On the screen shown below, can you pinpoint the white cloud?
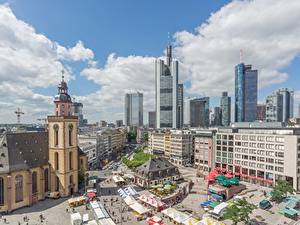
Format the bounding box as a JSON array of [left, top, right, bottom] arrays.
[[57, 40, 94, 61], [174, 0, 300, 96], [0, 5, 95, 123]]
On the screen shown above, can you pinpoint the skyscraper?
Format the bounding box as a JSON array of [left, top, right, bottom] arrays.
[[148, 111, 156, 128], [155, 44, 183, 128], [235, 63, 257, 122], [125, 92, 143, 127], [256, 104, 266, 121], [212, 106, 222, 126], [73, 102, 87, 127], [189, 97, 209, 127], [220, 92, 231, 126], [266, 88, 293, 122]]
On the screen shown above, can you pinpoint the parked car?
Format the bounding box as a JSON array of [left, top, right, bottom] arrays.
[[47, 192, 60, 199], [259, 199, 271, 209]]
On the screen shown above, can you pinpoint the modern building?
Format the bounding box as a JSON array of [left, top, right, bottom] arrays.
[[194, 130, 216, 176], [220, 92, 231, 126], [256, 104, 266, 121], [215, 125, 300, 191], [134, 158, 181, 188], [235, 63, 258, 122], [212, 107, 222, 126], [100, 120, 107, 128], [125, 92, 143, 127], [189, 97, 210, 128], [116, 120, 123, 127], [155, 44, 183, 129], [0, 76, 87, 213], [136, 127, 150, 144], [148, 111, 156, 128], [149, 130, 193, 166], [177, 84, 184, 129], [73, 102, 87, 127], [78, 135, 98, 169], [266, 88, 294, 123]]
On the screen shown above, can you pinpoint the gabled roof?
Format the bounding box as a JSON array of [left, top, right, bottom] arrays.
[[0, 131, 48, 172], [135, 157, 177, 174]]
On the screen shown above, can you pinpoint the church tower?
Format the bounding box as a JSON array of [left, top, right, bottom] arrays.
[[48, 71, 78, 196]]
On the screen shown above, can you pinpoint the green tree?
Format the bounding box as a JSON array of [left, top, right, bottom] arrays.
[[223, 198, 256, 225], [78, 167, 86, 187], [271, 180, 294, 203]]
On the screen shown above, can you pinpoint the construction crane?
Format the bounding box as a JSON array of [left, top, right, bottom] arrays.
[[15, 108, 24, 130], [15, 108, 24, 125]]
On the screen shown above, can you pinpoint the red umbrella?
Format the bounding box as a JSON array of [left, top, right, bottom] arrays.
[[225, 173, 233, 178], [87, 192, 96, 199]]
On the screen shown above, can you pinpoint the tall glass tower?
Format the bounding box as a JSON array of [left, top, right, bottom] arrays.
[[220, 92, 231, 126], [235, 63, 257, 122], [155, 45, 183, 128], [125, 92, 143, 127]]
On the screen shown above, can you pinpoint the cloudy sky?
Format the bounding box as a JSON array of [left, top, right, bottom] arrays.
[[0, 0, 300, 124]]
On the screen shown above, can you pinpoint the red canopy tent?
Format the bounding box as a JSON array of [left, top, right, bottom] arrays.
[[225, 173, 233, 178]]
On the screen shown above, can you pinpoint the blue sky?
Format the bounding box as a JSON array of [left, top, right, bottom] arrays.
[[0, 0, 299, 123]]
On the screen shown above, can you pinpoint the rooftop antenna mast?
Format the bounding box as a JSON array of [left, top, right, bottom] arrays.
[[15, 108, 24, 129], [166, 32, 172, 66], [239, 49, 243, 63]]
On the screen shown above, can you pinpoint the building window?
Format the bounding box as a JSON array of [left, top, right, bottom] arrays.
[[69, 152, 73, 170], [44, 169, 49, 192], [15, 175, 23, 202], [55, 176, 59, 191], [55, 152, 59, 170], [0, 177, 4, 206], [32, 172, 38, 194], [70, 175, 73, 185], [68, 124, 73, 146], [53, 124, 59, 146]]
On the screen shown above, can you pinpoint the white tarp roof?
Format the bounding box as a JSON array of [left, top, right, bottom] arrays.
[[87, 220, 98, 225], [112, 175, 125, 183], [98, 218, 117, 225], [212, 202, 228, 215], [70, 212, 81, 221], [90, 201, 99, 209], [94, 207, 106, 219], [182, 216, 199, 225], [124, 186, 137, 196], [161, 207, 179, 219], [117, 188, 127, 198], [173, 213, 191, 224], [123, 195, 136, 206], [129, 202, 151, 215], [82, 214, 89, 222]]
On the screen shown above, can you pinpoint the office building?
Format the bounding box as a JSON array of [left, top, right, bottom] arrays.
[[125, 92, 143, 127], [148, 111, 156, 128], [189, 97, 210, 127], [215, 125, 300, 191], [100, 120, 107, 127], [149, 130, 193, 166], [155, 44, 183, 129], [116, 120, 123, 127], [266, 88, 294, 122], [256, 104, 266, 121], [73, 102, 87, 127], [212, 107, 222, 126], [235, 63, 258, 122], [194, 130, 216, 176], [220, 92, 231, 126]]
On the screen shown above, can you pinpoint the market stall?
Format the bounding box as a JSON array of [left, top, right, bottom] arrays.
[[139, 194, 166, 212]]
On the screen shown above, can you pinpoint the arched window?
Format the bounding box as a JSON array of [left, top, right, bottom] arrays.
[[69, 151, 73, 170], [44, 169, 49, 192], [32, 172, 38, 194], [70, 175, 73, 185], [53, 124, 59, 146], [15, 175, 23, 202], [0, 177, 4, 206], [55, 152, 59, 170], [68, 124, 73, 146], [55, 176, 59, 192]]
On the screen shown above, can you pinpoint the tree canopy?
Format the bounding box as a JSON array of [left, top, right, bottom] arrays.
[[223, 198, 256, 225], [271, 180, 294, 203]]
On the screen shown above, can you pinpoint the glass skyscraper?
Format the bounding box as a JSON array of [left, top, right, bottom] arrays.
[[125, 92, 143, 127], [220, 92, 231, 126], [266, 88, 293, 122], [235, 63, 257, 122], [189, 97, 209, 127], [155, 45, 183, 128]]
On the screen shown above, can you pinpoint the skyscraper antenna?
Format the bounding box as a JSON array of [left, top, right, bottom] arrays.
[[167, 32, 171, 46], [240, 49, 243, 63]]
